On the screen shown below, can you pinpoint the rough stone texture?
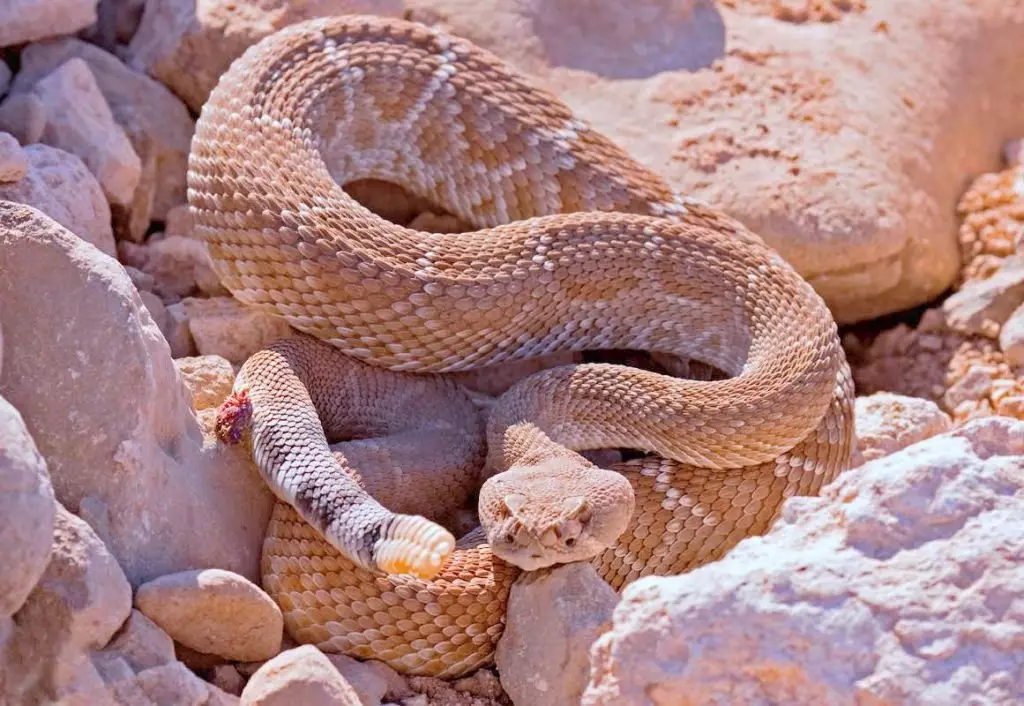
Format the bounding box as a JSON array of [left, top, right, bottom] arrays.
[[0, 0, 99, 48], [0, 503, 133, 705], [12, 37, 195, 227], [125, 0, 405, 112], [240, 645, 364, 706], [584, 417, 1024, 706], [126, 0, 1024, 323], [175, 355, 237, 411], [0, 396, 55, 619], [0, 202, 274, 586], [848, 162, 1024, 425], [999, 302, 1024, 367], [136, 569, 283, 663], [326, 653, 411, 706], [1006, 139, 1024, 168], [104, 610, 177, 673], [182, 296, 296, 365], [0, 132, 27, 183], [30, 57, 141, 208], [943, 254, 1024, 336], [119, 233, 228, 301], [496, 564, 618, 706], [853, 392, 953, 466], [0, 92, 47, 145], [0, 143, 115, 257]]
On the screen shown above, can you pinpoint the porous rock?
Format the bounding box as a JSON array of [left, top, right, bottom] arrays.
[[135, 569, 283, 663], [0, 202, 273, 586], [584, 416, 1024, 705], [0, 132, 28, 183], [852, 392, 952, 465]]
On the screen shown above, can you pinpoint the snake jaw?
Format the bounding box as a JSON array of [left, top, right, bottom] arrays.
[[371, 514, 456, 579]]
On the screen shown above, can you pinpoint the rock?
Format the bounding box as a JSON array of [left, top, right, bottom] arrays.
[[165, 300, 199, 358], [0, 503, 133, 705], [998, 301, 1024, 367], [584, 416, 1024, 705], [1005, 138, 1023, 168], [12, 37, 195, 226], [135, 661, 236, 705], [118, 233, 228, 301], [240, 645, 363, 706], [164, 202, 194, 237], [30, 57, 141, 208], [326, 653, 410, 706], [0, 92, 47, 145], [124, 0, 405, 112], [104, 609, 177, 672], [496, 563, 618, 706], [135, 569, 283, 662], [0, 132, 27, 183], [210, 664, 246, 696], [0, 0, 99, 48], [0, 62, 10, 96], [0, 395, 55, 619], [83, 0, 147, 50], [0, 143, 115, 257], [0, 202, 274, 586], [182, 296, 296, 365], [943, 254, 1024, 336], [175, 355, 237, 411], [852, 392, 952, 466]]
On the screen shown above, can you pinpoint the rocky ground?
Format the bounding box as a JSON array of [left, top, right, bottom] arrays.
[[1, 1, 1022, 705]]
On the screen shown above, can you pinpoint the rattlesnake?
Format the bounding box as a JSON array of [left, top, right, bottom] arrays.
[[190, 15, 855, 678]]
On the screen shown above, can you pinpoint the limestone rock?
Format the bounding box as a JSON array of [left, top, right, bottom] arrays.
[[943, 254, 1024, 336], [0, 0, 99, 48], [0, 143, 115, 257], [125, 0, 405, 112], [13, 37, 195, 226], [240, 645, 363, 706], [135, 569, 283, 662], [496, 563, 618, 706], [182, 296, 296, 365], [0, 503, 133, 705], [30, 57, 141, 208], [0, 202, 274, 586], [853, 392, 952, 466], [998, 301, 1024, 367], [584, 416, 1024, 705], [0, 395, 55, 619], [0, 132, 27, 183], [175, 355, 237, 411]]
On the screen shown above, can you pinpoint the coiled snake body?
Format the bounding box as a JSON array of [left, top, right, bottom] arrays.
[[190, 15, 855, 678]]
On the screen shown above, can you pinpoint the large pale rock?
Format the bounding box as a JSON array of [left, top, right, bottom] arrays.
[[175, 355, 237, 411], [0, 0, 99, 48], [0, 202, 274, 586], [13, 37, 195, 226], [0, 143, 115, 257], [30, 58, 141, 208], [496, 563, 618, 706], [119, 233, 227, 300], [135, 569, 283, 662], [998, 301, 1024, 367], [0, 396, 56, 619], [853, 392, 952, 466], [584, 416, 1024, 705], [0, 503, 133, 705], [0, 92, 47, 145], [129, 0, 1024, 322], [241, 645, 363, 706], [943, 254, 1024, 336], [125, 0, 405, 112]]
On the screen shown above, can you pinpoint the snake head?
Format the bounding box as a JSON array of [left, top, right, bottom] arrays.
[[479, 457, 634, 571]]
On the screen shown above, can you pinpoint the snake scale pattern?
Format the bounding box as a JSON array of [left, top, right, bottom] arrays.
[[190, 15, 855, 678]]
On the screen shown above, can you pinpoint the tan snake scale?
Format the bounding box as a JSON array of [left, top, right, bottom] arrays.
[[190, 15, 855, 678]]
